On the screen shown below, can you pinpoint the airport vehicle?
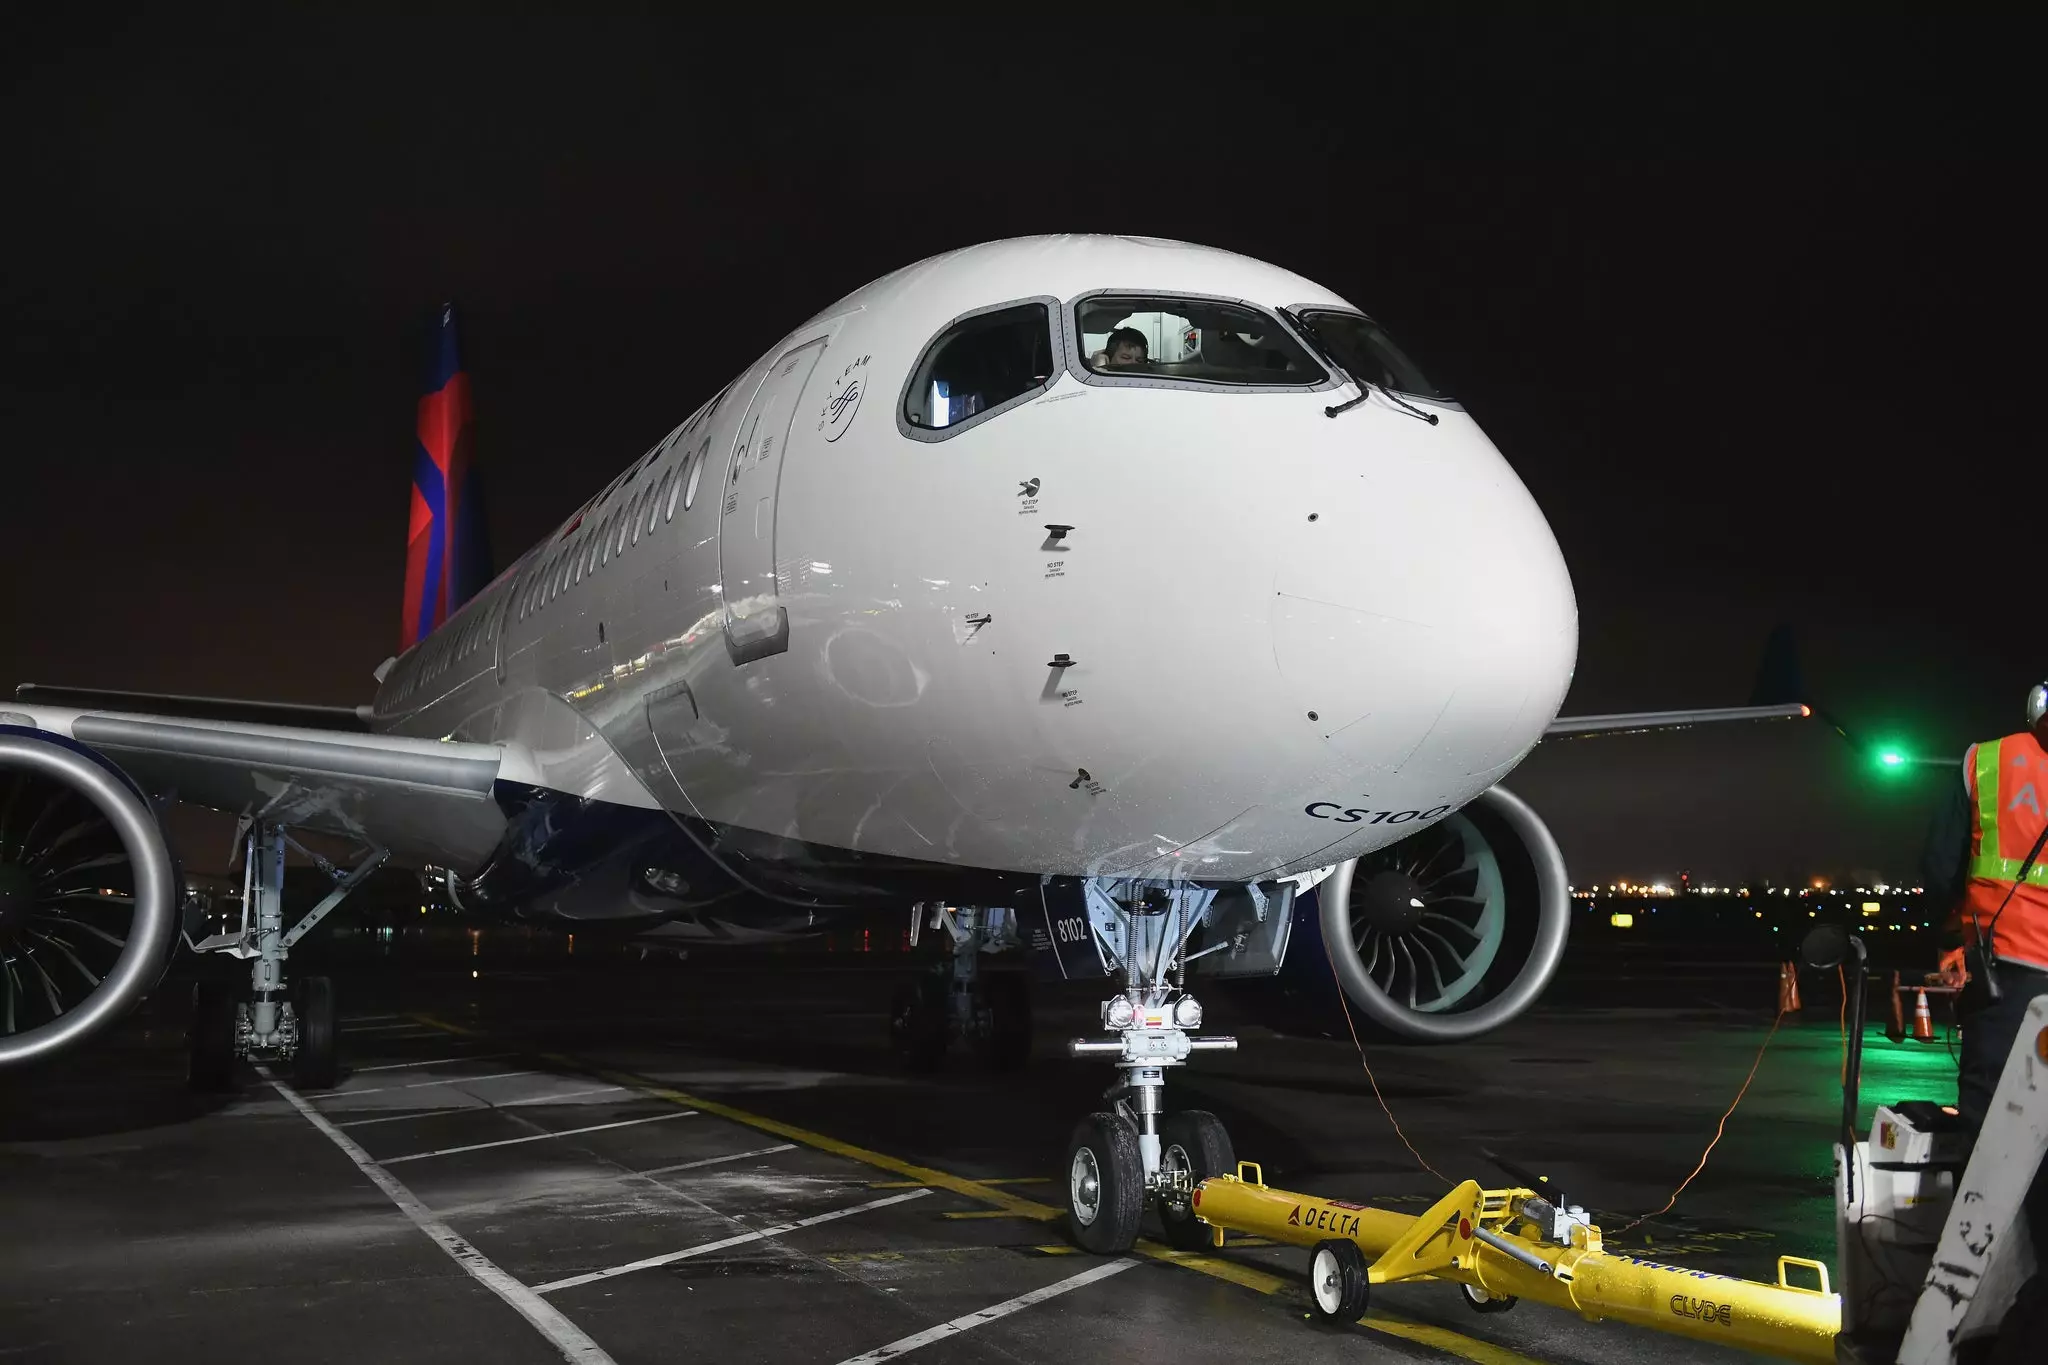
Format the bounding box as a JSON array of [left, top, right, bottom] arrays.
[[1808, 926, 2047, 1362], [0, 237, 1801, 1113]]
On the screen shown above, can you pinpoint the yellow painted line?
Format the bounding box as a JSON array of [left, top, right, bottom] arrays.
[[870, 1177, 1048, 1189], [407, 1016, 1061, 1222], [941, 1210, 1039, 1221], [1034, 1244, 1078, 1255], [1359, 1312, 1550, 1365], [1135, 1244, 1293, 1294], [405, 1014, 1550, 1365]]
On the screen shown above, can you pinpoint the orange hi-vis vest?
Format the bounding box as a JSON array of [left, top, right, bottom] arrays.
[[1951, 732, 2048, 972]]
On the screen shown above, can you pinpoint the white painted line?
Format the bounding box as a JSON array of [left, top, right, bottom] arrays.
[[351, 1052, 516, 1073], [500, 1084, 626, 1106], [339, 1069, 540, 1097], [533, 1189, 931, 1295], [638, 1143, 797, 1177], [381, 1111, 695, 1164], [337, 1107, 488, 1130], [832, 1258, 1138, 1364], [260, 1067, 615, 1365]]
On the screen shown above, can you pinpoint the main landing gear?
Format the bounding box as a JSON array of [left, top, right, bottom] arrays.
[[888, 905, 1032, 1070], [1062, 881, 1239, 1252], [185, 822, 385, 1092]]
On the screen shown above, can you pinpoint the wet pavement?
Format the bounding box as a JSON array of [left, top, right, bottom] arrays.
[[0, 943, 1958, 1364]]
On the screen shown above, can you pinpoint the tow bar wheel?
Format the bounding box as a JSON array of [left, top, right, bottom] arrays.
[[1065, 1111, 1142, 1254], [1459, 1281, 1518, 1314], [1309, 1238, 1371, 1324]]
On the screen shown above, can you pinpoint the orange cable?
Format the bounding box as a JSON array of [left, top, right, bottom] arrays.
[[1323, 936, 1451, 1186], [1616, 1004, 1787, 1236]]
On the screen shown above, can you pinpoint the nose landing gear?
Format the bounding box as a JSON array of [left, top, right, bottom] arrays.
[[1062, 881, 1240, 1253]]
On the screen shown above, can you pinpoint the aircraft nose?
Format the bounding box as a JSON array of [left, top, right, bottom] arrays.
[[1271, 427, 1577, 781]]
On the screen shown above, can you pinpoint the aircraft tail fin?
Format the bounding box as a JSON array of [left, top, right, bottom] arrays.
[[400, 302, 492, 650], [1746, 622, 1807, 709]]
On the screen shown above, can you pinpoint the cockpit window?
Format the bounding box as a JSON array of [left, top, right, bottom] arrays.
[[902, 301, 1055, 440], [1075, 296, 1325, 387], [1295, 311, 1449, 403]]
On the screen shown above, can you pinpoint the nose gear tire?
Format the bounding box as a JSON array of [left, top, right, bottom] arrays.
[[1065, 1112, 1143, 1254], [1309, 1238, 1371, 1324], [1157, 1110, 1235, 1250]]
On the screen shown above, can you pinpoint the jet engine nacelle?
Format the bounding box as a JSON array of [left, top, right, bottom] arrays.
[[1311, 784, 1570, 1042], [0, 728, 180, 1069], [1219, 785, 1570, 1042]]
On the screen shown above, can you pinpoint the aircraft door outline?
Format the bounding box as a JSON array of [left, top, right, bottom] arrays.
[[717, 336, 829, 665]]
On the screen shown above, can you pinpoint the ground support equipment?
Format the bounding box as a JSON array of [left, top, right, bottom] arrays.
[[1187, 1162, 1842, 1363]]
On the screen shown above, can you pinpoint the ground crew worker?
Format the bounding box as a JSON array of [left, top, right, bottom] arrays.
[[1921, 682, 2048, 1268]]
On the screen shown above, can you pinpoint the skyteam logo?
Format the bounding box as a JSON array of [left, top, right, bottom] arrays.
[[817, 353, 870, 443]]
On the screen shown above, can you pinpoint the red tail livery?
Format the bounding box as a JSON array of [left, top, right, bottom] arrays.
[[400, 302, 491, 649]]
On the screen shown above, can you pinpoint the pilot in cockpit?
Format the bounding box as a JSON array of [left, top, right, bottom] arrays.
[[1089, 327, 1150, 370]]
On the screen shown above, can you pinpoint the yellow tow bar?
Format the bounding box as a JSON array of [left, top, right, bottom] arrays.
[[1190, 1163, 1840, 1364]]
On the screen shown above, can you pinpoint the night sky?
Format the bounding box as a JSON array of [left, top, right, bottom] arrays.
[[2, 14, 2034, 884]]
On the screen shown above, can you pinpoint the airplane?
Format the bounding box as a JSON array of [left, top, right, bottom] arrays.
[[0, 235, 1804, 1249]]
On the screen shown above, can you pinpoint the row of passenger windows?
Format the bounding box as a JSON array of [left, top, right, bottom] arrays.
[[515, 387, 727, 624], [903, 296, 1444, 434], [387, 588, 501, 703]]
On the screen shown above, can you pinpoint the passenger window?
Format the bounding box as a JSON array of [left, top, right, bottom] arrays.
[[904, 302, 1053, 432], [1077, 296, 1324, 386], [684, 439, 707, 510]]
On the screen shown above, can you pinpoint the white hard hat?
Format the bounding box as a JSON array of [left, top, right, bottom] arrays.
[[2030, 683, 2048, 729]]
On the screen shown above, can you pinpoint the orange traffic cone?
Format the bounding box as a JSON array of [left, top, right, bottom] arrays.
[[1778, 962, 1803, 1013], [1912, 988, 1934, 1043]]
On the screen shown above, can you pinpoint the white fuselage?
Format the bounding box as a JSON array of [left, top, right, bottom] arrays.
[[366, 235, 1578, 893]]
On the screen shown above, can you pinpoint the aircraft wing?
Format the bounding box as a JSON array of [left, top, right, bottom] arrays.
[[1543, 702, 1810, 739], [2, 701, 535, 868]]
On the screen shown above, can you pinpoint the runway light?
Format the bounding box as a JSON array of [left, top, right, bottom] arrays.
[[471, 969, 479, 979]]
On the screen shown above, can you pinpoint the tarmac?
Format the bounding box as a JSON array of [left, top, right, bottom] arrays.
[[0, 934, 1960, 1364]]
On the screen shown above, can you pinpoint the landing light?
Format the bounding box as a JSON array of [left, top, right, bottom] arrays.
[[1106, 997, 1137, 1029], [1173, 996, 1204, 1029]]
